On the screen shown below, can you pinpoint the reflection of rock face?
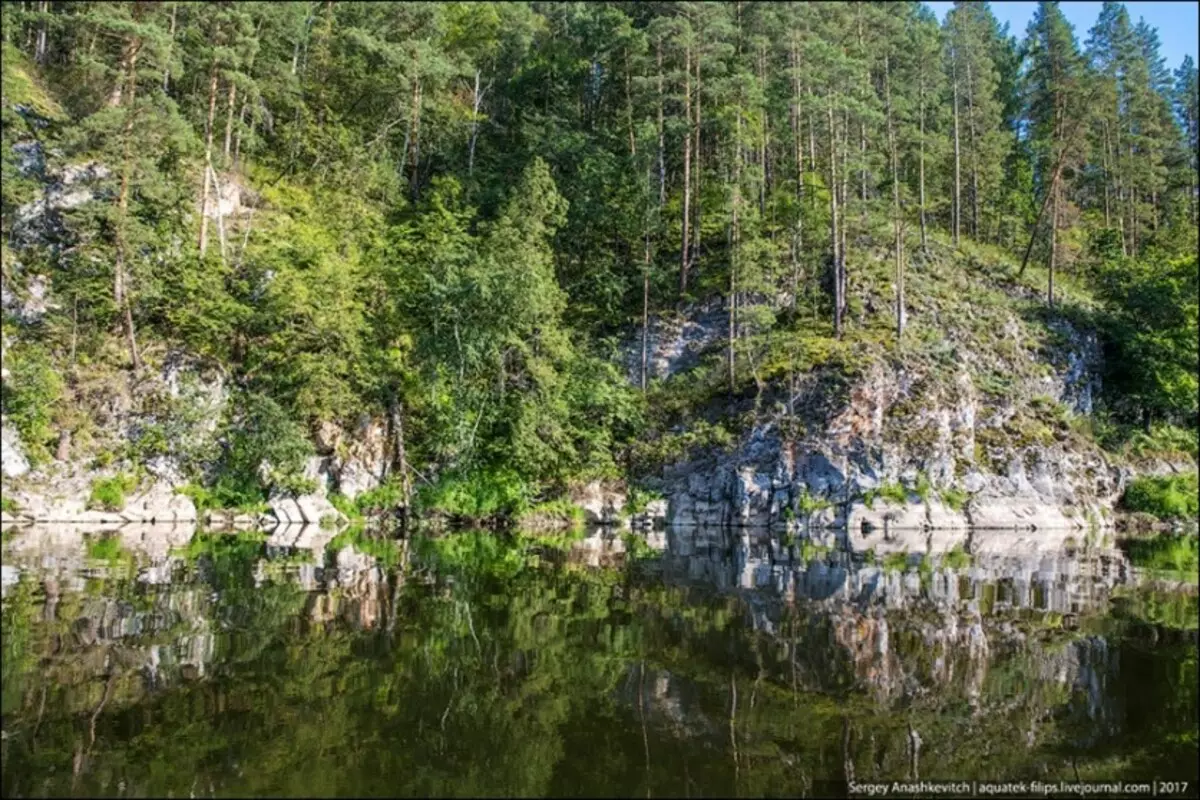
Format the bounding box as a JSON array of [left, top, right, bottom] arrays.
[[657, 526, 1132, 707]]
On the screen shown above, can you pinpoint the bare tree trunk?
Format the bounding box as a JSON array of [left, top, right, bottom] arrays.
[[198, 63, 218, 256], [828, 98, 842, 339], [390, 399, 412, 510], [115, 41, 143, 371], [223, 80, 237, 167], [1048, 183, 1058, 308], [233, 100, 248, 167], [163, 2, 177, 91], [966, 59, 979, 239], [468, 69, 485, 175], [693, 52, 702, 264], [951, 52, 961, 247], [918, 84, 928, 251], [108, 37, 141, 107], [1127, 138, 1138, 255], [790, 39, 804, 312], [625, 49, 636, 158], [641, 229, 651, 393], [857, 11, 867, 202], [209, 165, 229, 263], [839, 109, 848, 318], [34, 0, 47, 64], [680, 44, 692, 296], [759, 42, 769, 217], [886, 55, 903, 342], [409, 75, 423, 201], [656, 39, 666, 209], [729, 130, 741, 395], [1101, 119, 1112, 228]]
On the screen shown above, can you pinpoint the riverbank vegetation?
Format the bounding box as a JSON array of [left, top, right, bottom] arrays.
[[1, 2, 1196, 519]]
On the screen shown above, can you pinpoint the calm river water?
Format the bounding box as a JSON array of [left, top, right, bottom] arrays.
[[1, 523, 1197, 797]]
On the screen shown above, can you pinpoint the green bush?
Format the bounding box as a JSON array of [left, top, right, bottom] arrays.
[[327, 491, 363, 521], [864, 481, 908, 509], [355, 478, 410, 515], [797, 490, 832, 515], [519, 497, 585, 528], [623, 485, 664, 515], [1121, 474, 1199, 520], [415, 468, 530, 521], [0, 344, 63, 463], [212, 392, 316, 503], [913, 473, 933, 503], [940, 487, 969, 511], [1, 495, 18, 515], [87, 473, 138, 512]]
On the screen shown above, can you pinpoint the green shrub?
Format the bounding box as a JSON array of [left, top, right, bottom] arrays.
[[214, 392, 315, 503], [940, 487, 969, 511], [1121, 474, 1199, 520], [913, 473, 932, 503], [623, 485, 664, 515], [87, 473, 138, 511], [327, 491, 363, 521], [864, 481, 908, 509], [1, 495, 18, 515], [797, 490, 831, 515], [415, 468, 530, 520], [882, 552, 910, 573], [0, 344, 63, 463], [355, 478, 409, 515], [520, 497, 585, 528]]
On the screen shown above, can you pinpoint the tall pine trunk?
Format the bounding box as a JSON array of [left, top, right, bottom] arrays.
[[1048, 184, 1058, 308], [624, 49, 636, 158], [641, 228, 651, 393], [223, 81, 237, 167], [115, 39, 143, 371], [693, 52, 702, 264], [966, 60, 980, 240], [789, 40, 804, 312], [951, 53, 961, 247], [162, 2, 177, 91], [828, 98, 841, 339], [886, 55, 903, 342], [34, 0, 47, 64], [918, 84, 928, 251], [680, 43, 692, 296], [656, 40, 666, 209], [198, 61, 219, 256]]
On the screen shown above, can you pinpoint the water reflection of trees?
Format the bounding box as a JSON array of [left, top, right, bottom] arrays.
[[1, 524, 1196, 797]]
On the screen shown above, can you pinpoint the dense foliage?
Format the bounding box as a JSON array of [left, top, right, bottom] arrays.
[[1, 1, 1196, 505]]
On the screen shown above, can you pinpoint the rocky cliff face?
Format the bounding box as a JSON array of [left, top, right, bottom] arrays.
[[634, 296, 1128, 531]]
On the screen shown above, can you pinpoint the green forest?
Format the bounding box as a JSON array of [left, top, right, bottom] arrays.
[[1, 1, 1197, 519]]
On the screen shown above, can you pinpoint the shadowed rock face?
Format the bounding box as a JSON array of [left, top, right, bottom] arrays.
[[632, 302, 1127, 533]]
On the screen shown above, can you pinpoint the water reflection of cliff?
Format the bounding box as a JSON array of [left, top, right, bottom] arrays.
[[614, 525, 1145, 757], [2, 522, 1194, 795], [1, 524, 403, 720]]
